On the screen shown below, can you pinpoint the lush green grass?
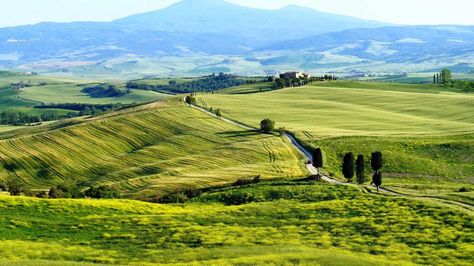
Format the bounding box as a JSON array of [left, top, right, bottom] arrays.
[[0, 182, 472, 265], [0, 99, 305, 200], [203, 81, 474, 137], [200, 81, 474, 194]]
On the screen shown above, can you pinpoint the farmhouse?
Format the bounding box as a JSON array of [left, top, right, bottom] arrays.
[[279, 71, 311, 79]]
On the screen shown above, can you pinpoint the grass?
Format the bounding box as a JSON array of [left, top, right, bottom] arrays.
[[0, 72, 172, 133], [217, 82, 275, 94], [199, 81, 474, 194], [20, 84, 169, 105], [0, 182, 472, 265], [0, 99, 305, 200]]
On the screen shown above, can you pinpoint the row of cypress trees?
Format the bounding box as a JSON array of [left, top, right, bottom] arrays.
[[312, 149, 383, 191]]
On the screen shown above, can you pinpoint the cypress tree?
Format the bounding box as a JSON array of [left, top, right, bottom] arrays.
[[371, 151, 383, 174], [312, 148, 323, 178], [356, 154, 365, 184], [371, 152, 383, 192], [342, 152, 355, 182]]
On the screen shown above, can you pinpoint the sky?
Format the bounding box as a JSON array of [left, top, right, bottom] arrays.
[[0, 0, 473, 27]]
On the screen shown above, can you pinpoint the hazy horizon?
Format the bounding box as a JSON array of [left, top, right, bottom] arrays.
[[1, 0, 474, 27]]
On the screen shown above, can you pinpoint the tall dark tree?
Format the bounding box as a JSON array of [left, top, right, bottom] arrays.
[[371, 152, 383, 173], [356, 154, 365, 184], [371, 151, 383, 192], [312, 148, 323, 178], [436, 73, 440, 84], [433, 74, 436, 84], [342, 152, 355, 182]]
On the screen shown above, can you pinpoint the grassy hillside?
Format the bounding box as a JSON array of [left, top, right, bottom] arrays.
[[199, 81, 474, 195], [0, 99, 305, 199], [20, 84, 167, 105], [0, 182, 472, 265]]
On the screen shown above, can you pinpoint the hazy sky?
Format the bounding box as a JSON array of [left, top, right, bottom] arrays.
[[1, 0, 473, 27]]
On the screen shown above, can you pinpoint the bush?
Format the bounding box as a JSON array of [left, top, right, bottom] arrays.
[[84, 186, 120, 199], [48, 186, 66, 198], [185, 95, 196, 105], [152, 188, 201, 203], [233, 175, 261, 187], [1, 177, 25, 196], [260, 119, 275, 133]]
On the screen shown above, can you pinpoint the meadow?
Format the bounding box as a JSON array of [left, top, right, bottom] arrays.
[[0, 99, 305, 200], [198, 81, 474, 198], [0, 181, 472, 265]]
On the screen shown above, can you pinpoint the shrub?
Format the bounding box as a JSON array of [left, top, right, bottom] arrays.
[[185, 95, 196, 105], [48, 186, 65, 198], [84, 186, 120, 199], [152, 188, 201, 203], [260, 119, 275, 133], [233, 175, 261, 186], [2, 177, 25, 196]]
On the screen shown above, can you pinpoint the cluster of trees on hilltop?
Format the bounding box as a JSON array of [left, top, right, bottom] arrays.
[[272, 75, 337, 90], [127, 73, 250, 93], [81, 85, 129, 98], [433, 68, 474, 92]]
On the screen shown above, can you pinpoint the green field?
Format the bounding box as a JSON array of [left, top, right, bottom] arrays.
[[0, 99, 305, 200], [0, 181, 472, 265], [0, 72, 172, 132], [198, 81, 474, 198], [20, 84, 168, 105]]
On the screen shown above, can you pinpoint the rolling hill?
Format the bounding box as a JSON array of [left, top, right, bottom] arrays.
[[199, 81, 474, 203], [0, 99, 305, 200]]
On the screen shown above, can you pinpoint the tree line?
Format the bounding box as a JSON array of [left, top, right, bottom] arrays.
[[127, 73, 251, 93], [271, 75, 338, 90], [313, 149, 383, 192], [0, 103, 132, 126], [0, 177, 120, 199]]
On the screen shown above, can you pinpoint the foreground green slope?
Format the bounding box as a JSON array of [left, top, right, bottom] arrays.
[[199, 81, 474, 195], [0, 182, 472, 265], [0, 100, 305, 199]]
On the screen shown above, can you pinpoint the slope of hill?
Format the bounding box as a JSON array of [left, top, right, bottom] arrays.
[[0, 181, 472, 265], [199, 81, 474, 200], [0, 99, 305, 200]]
